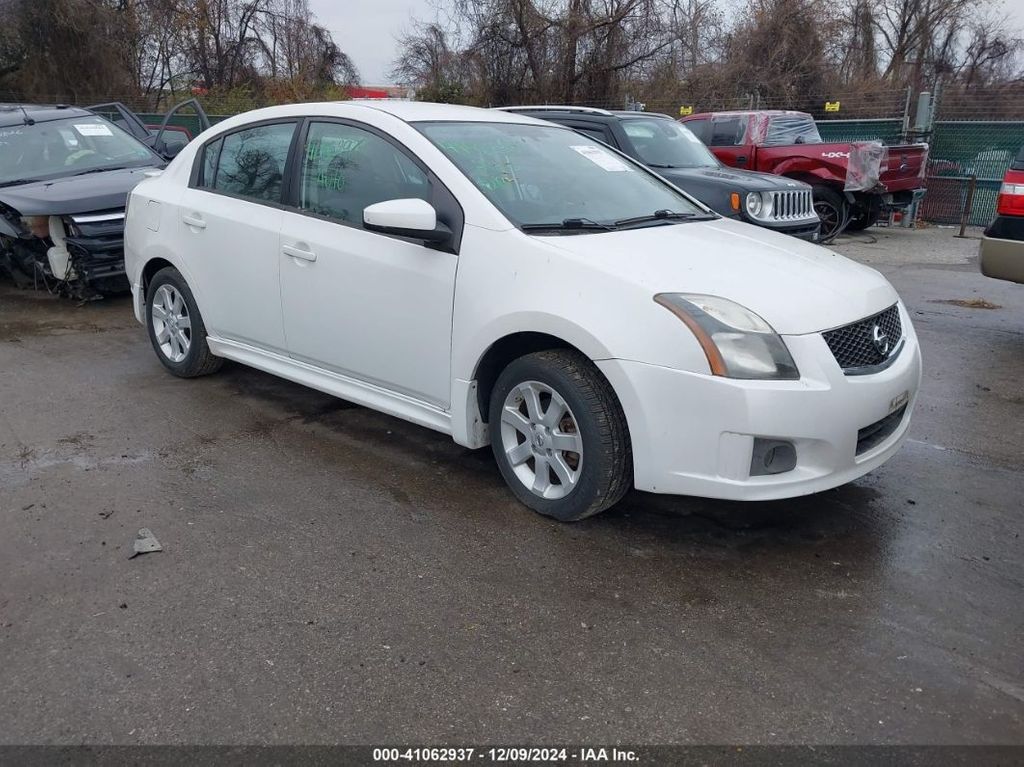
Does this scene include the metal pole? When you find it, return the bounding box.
[956,175,977,238]
[902,86,912,141]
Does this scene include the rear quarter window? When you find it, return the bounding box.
[1012,146,1024,171]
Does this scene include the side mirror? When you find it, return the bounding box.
[363,198,451,244]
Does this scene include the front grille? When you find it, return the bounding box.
[857,405,907,455]
[822,304,903,372]
[768,189,814,221]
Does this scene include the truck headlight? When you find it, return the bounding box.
[654,293,799,380]
[744,192,772,220]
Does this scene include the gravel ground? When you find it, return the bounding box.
[0,222,1022,745]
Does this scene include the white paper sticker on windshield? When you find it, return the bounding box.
[74,123,113,137]
[570,145,631,172]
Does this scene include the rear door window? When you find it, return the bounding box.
[210,122,297,203]
[684,118,710,143]
[569,124,616,148]
[709,117,745,146]
[764,115,822,146]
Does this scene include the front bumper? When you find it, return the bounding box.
[597,305,922,500]
[66,214,129,291]
[738,213,821,241]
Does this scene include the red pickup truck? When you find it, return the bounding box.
[680,110,929,240]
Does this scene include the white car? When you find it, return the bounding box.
[124,101,922,521]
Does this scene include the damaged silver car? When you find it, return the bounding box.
[0,103,165,298]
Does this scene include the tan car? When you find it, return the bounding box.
[980,146,1024,284]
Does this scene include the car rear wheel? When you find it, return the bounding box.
[812,185,849,242]
[146,266,222,378]
[489,350,632,521]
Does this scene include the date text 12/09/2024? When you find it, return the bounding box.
[373,747,640,762]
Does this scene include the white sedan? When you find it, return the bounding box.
[124,101,922,521]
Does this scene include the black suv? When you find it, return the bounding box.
[0,103,166,298]
[501,107,821,241]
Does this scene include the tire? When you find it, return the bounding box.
[845,203,881,231]
[812,185,850,242]
[488,349,632,521]
[145,266,222,378]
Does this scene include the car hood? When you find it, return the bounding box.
[659,165,808,193]
[0,166,159,216]
[538,217,897,335]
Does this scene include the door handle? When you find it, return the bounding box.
[182,214,206,229]
[282,244,317,262]
[736,155,748,165]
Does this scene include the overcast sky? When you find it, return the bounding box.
[312,0,1024,86]
[311,0,433,85]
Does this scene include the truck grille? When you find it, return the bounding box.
[822,305,903,372]
[769,189,814,221]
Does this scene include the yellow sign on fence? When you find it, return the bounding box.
[679,105,694,116]
[824,101,841,113]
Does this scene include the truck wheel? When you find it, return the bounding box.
[812,185,849,242]
[846,203,881,232]
[488,349,632,522]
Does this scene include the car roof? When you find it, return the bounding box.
[0,103,93,127]
[202,100,554,134]
[346,100,546,125]
[493,107,674,123]
[611,111,673,120]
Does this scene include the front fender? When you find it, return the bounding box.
[450,313,616,449]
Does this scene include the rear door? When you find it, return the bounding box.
[177,120,298,353]
[706,115,751,169]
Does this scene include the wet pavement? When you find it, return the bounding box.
[0,225,1021,744]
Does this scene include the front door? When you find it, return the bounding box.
[278,120,458,408]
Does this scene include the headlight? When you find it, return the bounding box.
[653,293,799,380]
[744,192,773,220]
[20,216,49,238]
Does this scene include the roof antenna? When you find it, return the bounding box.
[19,106,35,126]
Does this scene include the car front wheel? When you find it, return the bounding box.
[145,266,222,378]
[489,350,632,521]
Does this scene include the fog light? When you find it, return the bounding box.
[750,438,797,476]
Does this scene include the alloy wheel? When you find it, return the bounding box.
[499,381,584,499]
[151,284,192,363]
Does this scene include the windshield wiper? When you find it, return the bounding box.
[0,178,47,188]
[614,209,715,228]
[70,165,132,176]
[522,217,617,233]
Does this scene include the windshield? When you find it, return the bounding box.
[621,118,719,168]
[763,115,822,146]
[0,115,159,185]
[417,121,706,230]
